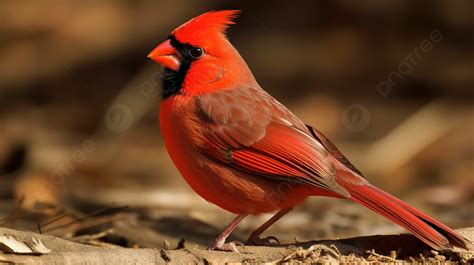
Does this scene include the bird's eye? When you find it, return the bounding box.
[189,47,203,58]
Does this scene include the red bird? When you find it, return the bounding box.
[148,10,469,252]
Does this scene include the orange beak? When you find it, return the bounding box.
[148,39,181,71]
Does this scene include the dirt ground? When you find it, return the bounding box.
[0,226,473,264]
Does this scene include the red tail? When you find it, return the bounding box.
[342,183,469,250]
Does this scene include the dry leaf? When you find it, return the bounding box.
[30,238,51,254]
[0,235,33,254]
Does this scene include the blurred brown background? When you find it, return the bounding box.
[0,1,472,249]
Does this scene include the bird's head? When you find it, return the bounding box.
[148,10,254,98]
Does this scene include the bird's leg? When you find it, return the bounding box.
[212,213,248,252]
[246,208,292,246]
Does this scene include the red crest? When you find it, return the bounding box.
[172,10,240,46]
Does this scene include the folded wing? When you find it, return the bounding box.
[195,89,350,198]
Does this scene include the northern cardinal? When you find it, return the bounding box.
[148,10,469,252]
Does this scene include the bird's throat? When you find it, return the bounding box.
[162,65,190,99]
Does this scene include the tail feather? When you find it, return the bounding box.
[373,185,470,249]
[342,183,469,250]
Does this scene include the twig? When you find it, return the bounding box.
[39,211,68,228]
[42,205,128,233]
[72,228,115,244]
[367,249,400,262]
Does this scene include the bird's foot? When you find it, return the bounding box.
[246,235,280,246]
[211,240,244,252]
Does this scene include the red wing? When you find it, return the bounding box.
[306,125,363,176]
[195,90,350,198]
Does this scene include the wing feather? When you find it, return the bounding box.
[195,89,350,198]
